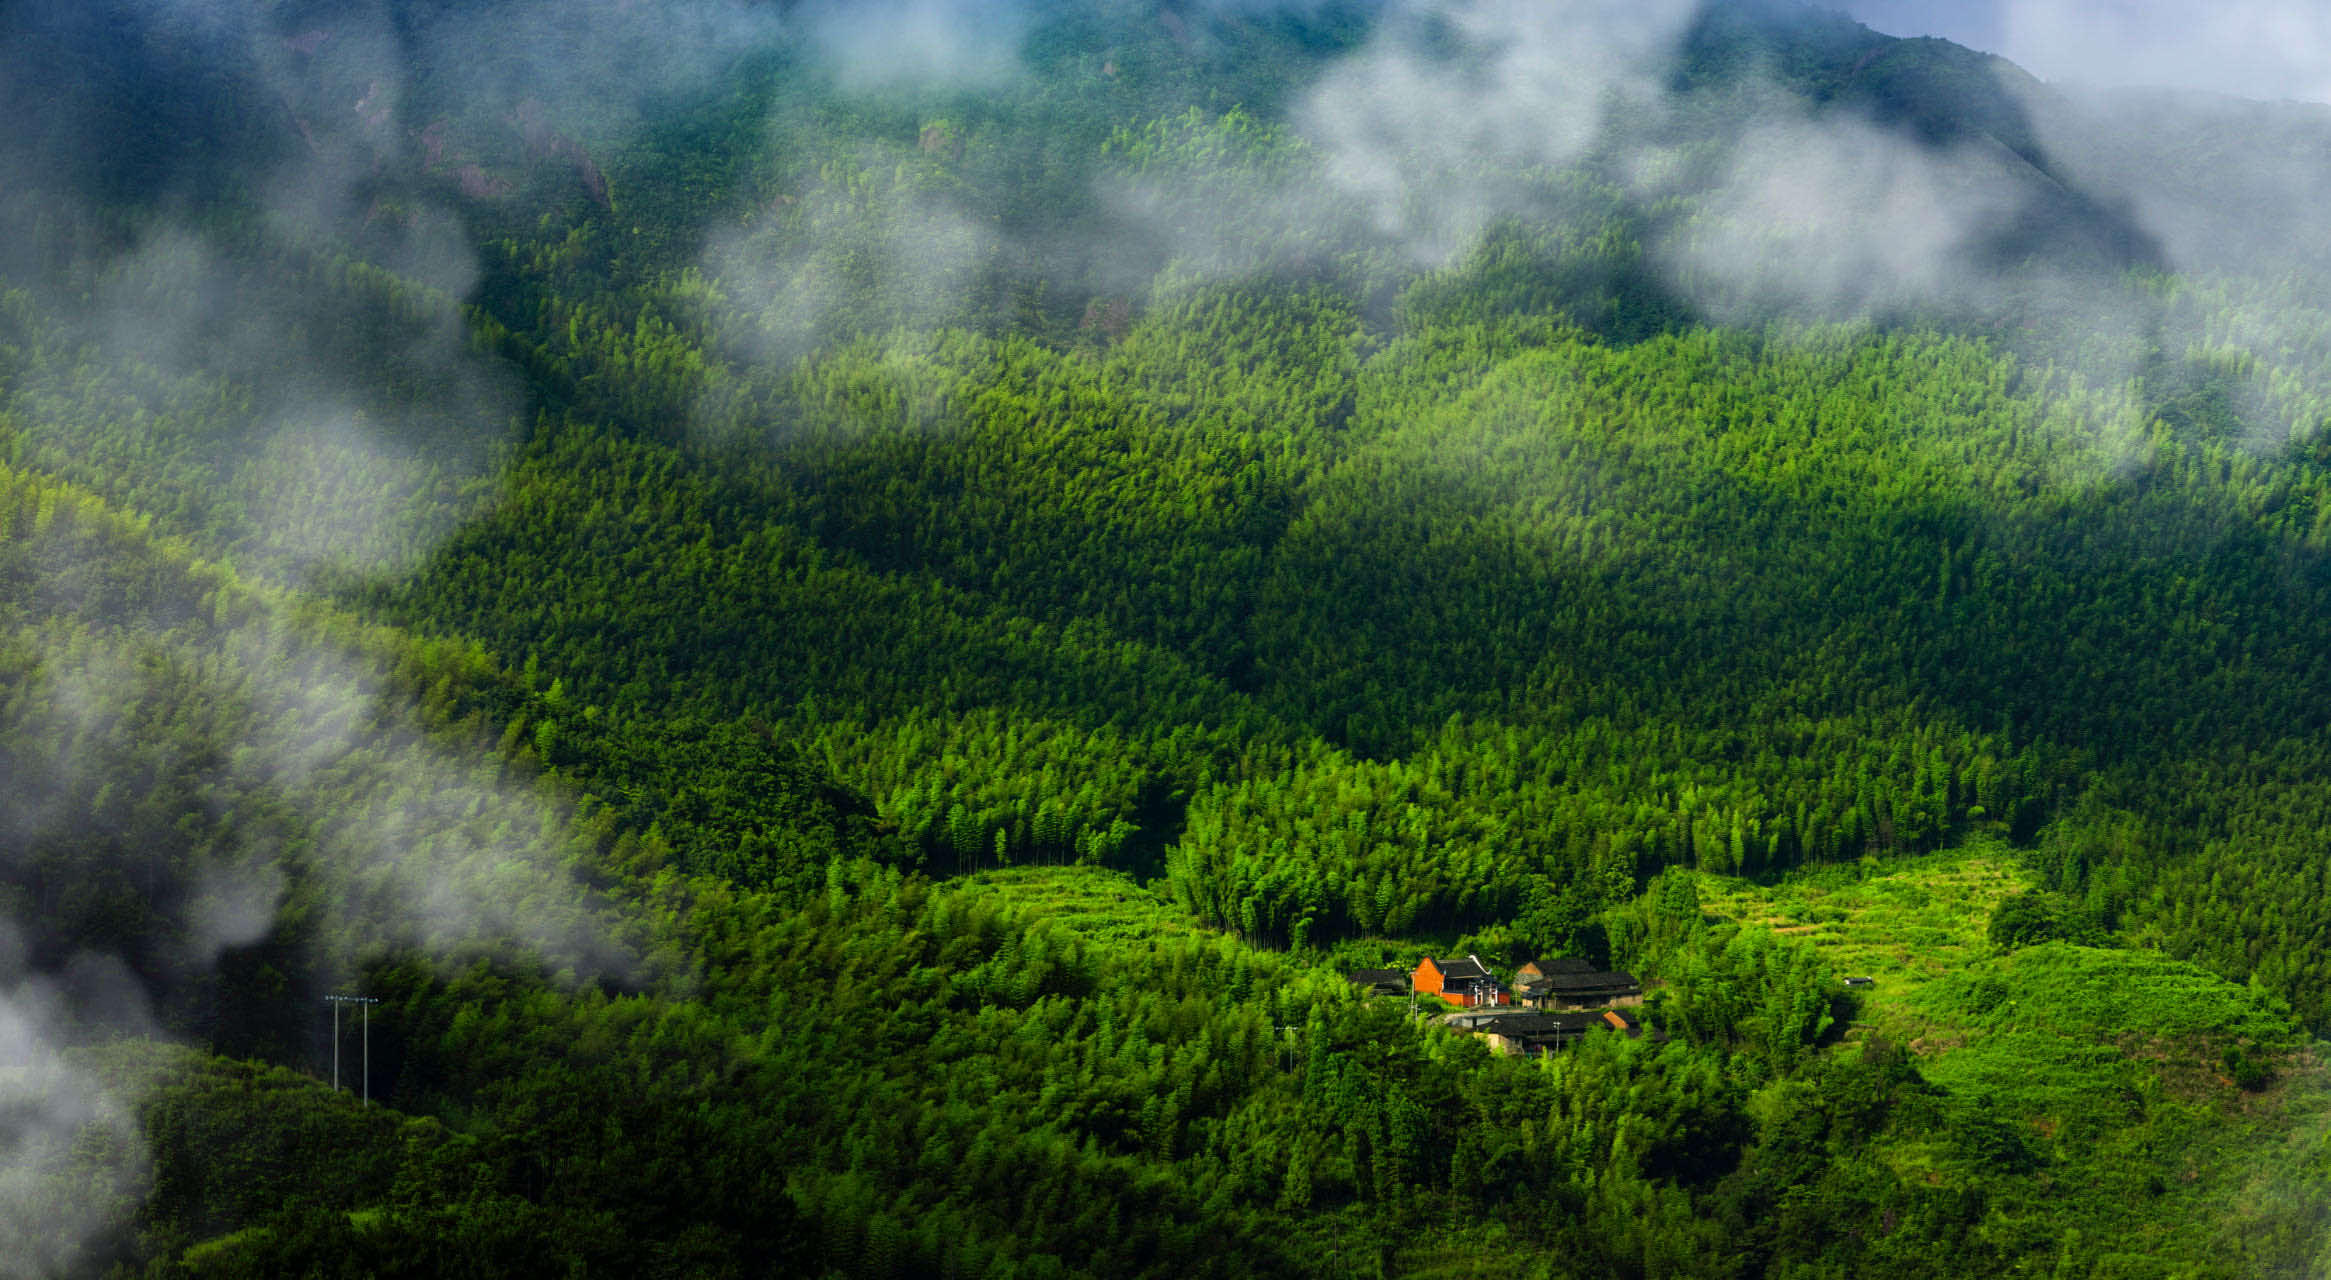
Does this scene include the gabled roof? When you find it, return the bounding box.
[1521,969,1640,991]
[1487,1011,1606,1038]
[1434,954,1496,983]
[1346,968,1408,987]
[1524,956,1597,975]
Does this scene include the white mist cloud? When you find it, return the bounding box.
[0,499,638,1090]
[0,2,516,592]
[2,0,796,591]
[0,940,152,1280]
[403,0,791,138]
[705,146,1002,367]
[2000,73,2331,285]
[191,624,629,975]
[0,588,633,1280]
[1658,114,2030,320]
[796,0,1031,94]
[2002,0,2331,103]
[1847,0,2331,104]
[75,223,517,586]
[187,861,288,968]
[1297,0,1699,263]
[0,0,745,1060]
[235,410,478,582]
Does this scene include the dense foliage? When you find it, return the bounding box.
[9,1,2331,1276]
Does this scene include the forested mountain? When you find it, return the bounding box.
[9,1,2331,1276]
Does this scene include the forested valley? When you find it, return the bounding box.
[9,1,2331,1276]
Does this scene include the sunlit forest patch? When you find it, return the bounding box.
[1695,843,2030,1001]
[12,0,2331,1275]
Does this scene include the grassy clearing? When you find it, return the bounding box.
[954,865,1217,951]
[1695,838,2030,1027]
[1885,943,2331,1274]
[1706,841,2331,1275]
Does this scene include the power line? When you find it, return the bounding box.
[325,995,382,1103]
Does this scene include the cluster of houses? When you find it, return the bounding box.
[1344,954,1656,1057]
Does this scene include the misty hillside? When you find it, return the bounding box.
[10,1,2331,1277]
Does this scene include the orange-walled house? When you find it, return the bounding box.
[1412,954,1509,1008]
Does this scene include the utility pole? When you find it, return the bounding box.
[325,995,382,1102]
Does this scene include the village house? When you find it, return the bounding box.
[1515,956,1597,982]
[1344,968,1410,997]
[1437,1005,1527,1032]
[1479,1011,1600,1056]
[1429,986,1664,1056]
[1484,1009,1655,1057]
[1515,960,1643,1011]
[1412,954,1509,1008]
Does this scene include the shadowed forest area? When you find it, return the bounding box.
[9,1,2331,1276]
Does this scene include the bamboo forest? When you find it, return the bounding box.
[9,1,2331,1276]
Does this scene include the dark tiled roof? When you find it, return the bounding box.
[1441,1006,1530,1028]
[1527,956,1597,975]
[1346,968,1408,987]
[1434,956,1495,982]
[1523,969,1640,991]
[1490,1012,1606,1037]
